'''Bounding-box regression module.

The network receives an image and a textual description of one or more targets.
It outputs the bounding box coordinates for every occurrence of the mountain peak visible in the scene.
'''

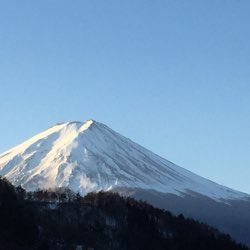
[78,119,95,132]
[64,119,95,130]
[0,120,249,201]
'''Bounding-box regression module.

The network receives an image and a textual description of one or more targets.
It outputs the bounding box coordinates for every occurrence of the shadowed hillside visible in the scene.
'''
[0,177,248,250]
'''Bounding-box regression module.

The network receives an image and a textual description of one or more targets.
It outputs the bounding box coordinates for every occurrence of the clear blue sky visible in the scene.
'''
[1,1,250,193]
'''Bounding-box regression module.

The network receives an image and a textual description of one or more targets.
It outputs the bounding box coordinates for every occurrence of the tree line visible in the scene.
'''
[0,176,249,250]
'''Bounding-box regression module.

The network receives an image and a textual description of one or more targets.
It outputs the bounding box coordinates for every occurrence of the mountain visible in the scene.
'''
[0,119,250,245]
[0,119,248,200]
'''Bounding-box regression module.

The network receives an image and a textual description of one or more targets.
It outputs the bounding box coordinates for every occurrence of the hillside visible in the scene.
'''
[0,177,248,250]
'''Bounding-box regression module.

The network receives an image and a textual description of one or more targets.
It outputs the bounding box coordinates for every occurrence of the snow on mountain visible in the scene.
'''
[0,119,248,201]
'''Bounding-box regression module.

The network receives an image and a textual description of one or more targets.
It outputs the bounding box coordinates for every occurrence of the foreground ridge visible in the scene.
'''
[0,177,248,250]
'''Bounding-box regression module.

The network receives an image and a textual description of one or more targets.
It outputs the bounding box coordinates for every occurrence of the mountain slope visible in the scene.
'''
[0,119,248,202]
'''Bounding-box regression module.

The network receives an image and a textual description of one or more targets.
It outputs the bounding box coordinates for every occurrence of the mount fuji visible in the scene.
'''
[0,119,250,245]
[0,119,247,201]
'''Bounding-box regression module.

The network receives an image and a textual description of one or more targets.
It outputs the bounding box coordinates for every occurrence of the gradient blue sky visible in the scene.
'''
[1,1,250,193]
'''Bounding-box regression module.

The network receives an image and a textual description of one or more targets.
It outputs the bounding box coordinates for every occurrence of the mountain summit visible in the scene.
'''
[0,119,248,201]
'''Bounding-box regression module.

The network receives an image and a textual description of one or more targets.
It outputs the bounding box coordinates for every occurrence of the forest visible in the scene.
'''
[0,176,249,250]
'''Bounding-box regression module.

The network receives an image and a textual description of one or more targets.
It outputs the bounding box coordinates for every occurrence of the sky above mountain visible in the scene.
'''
[0,1,250,193]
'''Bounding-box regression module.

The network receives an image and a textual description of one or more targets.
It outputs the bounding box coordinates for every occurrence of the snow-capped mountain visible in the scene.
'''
[1,119,250,245]
[0,119,248,201]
